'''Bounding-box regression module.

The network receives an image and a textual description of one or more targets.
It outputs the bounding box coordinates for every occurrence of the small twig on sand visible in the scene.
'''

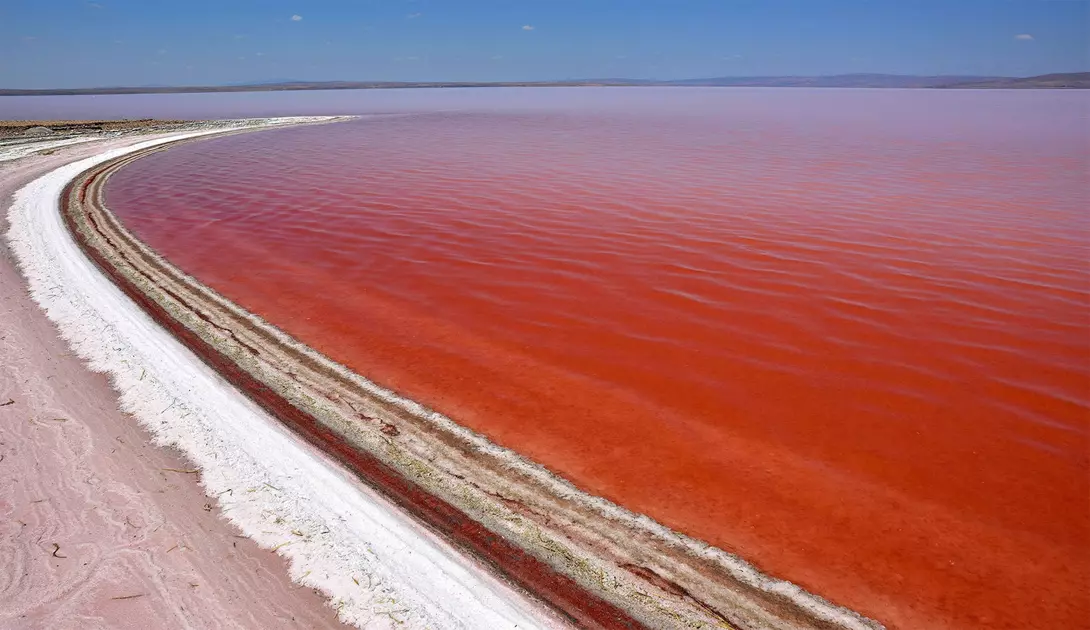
[379,609,410,624]
[0,399,14,407]
[51,543,66,558]
[110,594,144,601]
[161,468,199,474]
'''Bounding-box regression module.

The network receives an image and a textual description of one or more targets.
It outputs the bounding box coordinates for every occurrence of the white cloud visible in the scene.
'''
[407,12,422,19]
[291,14,303,22]
[522,24,534,31]
[1014,34,1034,41]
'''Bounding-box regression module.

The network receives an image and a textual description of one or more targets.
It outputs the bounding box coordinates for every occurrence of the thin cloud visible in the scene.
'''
[87,2,103,8]
[407,12,422,19]
[1014,34,1034,41]
[291,14,303,22]
[522,24,534,31]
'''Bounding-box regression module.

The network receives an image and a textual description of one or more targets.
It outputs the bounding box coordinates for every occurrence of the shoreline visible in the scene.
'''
[1,71,1087,95]
[5,119,880,629]
[0,128,345,629]
[5,118,565,630]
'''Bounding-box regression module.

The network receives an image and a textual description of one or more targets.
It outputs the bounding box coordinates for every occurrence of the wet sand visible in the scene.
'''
[0,138,343,628]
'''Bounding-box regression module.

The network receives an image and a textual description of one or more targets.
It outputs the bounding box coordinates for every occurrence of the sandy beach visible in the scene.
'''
[0,134,344,629]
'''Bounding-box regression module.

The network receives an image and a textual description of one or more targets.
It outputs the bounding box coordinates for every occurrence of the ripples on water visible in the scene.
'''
[105,89,1089,629]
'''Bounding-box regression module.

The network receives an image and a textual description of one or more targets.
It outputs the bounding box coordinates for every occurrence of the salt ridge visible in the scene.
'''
[5,120,563,630]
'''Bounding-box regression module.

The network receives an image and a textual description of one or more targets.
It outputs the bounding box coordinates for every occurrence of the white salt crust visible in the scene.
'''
[7,117,882,630]
[5,120,563,630]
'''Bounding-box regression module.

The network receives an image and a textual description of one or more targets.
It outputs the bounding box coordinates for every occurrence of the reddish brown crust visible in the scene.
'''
[63,167,647,629]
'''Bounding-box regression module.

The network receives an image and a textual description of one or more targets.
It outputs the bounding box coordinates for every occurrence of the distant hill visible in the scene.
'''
[663,74,1002,88]
[936,72,1090,89]
[0,73,1085,96]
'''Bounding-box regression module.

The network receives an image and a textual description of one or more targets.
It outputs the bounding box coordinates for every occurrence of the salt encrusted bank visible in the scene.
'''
[7,118,882,630]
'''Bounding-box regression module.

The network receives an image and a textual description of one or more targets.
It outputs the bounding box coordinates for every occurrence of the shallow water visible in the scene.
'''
[104,88,1089,629]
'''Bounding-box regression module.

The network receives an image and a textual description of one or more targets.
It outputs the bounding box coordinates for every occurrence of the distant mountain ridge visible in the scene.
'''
[663,74,1006,88]
[935,72,1090,89]
[1,72,1086,96]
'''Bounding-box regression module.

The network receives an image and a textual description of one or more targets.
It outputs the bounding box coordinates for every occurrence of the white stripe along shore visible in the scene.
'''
[8,118,883,630]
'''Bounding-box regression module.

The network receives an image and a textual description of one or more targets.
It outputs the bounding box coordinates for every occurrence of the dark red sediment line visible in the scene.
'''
[64,166,645,630]
[60,129,884,630]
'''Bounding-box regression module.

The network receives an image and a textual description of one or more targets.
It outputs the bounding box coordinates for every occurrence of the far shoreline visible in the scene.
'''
[1,71,1086,96]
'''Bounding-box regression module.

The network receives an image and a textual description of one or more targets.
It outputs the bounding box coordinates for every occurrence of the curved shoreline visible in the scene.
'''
[7,122,563,630]
[20,120,880,629]
[0,134,347,630]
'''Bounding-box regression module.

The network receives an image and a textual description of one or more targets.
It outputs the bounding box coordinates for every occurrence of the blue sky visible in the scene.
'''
[2,0,1087,88]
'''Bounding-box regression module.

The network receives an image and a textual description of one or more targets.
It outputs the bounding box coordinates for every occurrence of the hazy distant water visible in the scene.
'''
[103,88,1088,629]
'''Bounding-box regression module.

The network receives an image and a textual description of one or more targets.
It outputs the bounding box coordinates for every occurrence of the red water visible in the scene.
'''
[106,91,1090,629]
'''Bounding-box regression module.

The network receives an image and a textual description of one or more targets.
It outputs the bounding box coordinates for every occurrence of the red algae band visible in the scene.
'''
[104,90,1090,629]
